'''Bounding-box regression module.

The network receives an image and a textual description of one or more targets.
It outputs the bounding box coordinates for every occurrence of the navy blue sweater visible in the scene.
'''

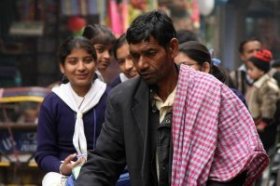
[35,89,108,173]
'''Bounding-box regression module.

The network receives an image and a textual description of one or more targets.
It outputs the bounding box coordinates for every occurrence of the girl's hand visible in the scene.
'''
[59,153,84,175]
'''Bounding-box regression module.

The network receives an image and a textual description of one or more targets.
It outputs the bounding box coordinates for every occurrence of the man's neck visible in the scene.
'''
[155,65,178,102]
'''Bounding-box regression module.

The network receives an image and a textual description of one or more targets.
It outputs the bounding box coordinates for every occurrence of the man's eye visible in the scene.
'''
[144,50,156,57]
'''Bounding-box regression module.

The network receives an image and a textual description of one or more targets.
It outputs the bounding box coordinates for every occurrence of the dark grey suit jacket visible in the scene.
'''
[76,77,155,186]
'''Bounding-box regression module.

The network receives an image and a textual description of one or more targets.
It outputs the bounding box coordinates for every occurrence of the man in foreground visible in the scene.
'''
[76,11,268,186]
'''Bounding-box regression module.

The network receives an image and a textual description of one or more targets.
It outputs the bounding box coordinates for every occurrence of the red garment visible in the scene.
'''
[171,65,268,186]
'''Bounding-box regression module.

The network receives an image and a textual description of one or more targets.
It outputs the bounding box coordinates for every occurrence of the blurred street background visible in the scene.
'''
[1,0,280,185]
[1,0,279,87]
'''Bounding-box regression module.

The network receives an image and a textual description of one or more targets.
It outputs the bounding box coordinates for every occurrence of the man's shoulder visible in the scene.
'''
[109,76,143,98]
[229,65,243,73]
[228,65,247,84]
[180,64,219,83]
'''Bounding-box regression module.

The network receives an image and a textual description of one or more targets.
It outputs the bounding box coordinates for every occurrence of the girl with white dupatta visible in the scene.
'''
[35,36,108,186]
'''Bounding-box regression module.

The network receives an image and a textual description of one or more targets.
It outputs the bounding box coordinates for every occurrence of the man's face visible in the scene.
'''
[129,36,176,85]
[116,43,138,78]
[240,40,262,63]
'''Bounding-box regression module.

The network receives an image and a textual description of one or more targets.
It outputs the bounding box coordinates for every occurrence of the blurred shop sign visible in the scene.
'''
[9,21,44,36]
[0,131,37,154]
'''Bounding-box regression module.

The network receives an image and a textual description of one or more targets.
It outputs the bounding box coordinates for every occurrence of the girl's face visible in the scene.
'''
[60,48,96,93]
[94,43,112,72]
[174,52,202,71]
[116,43,138,78]
[247,61,264,80]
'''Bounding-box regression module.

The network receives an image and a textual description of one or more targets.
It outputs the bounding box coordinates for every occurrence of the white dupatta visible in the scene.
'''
[52,79,106,159]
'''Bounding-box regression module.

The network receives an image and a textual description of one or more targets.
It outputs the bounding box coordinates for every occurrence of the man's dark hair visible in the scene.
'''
[238,37,261,54]
[126,10,176,48]
[112,33,127,60]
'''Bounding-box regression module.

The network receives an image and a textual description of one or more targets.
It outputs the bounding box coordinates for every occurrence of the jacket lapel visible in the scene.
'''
[131,78,155,184]
[131,78,150,139]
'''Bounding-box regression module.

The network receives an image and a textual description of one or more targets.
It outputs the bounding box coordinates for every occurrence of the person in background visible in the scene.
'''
[174,41,247,106]
[76,11,268,186]
[110,33,138,88]
[230,38,262,95]
[246,49,279,151]
[176,29,198,44]
[270,59,280,136]
[17,102,39,124]
[82,24,118,84]
[35,36,108,185]
[271,59,280,87]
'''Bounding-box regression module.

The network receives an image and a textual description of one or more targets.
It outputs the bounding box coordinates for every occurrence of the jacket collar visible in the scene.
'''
[254,74,270,88]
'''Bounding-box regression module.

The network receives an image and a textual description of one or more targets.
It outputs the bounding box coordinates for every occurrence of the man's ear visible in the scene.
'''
[169,38,179,58]
[201,62,211,73]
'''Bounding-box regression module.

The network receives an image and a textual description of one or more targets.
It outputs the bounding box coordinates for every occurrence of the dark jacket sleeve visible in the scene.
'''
[76,92,126,185]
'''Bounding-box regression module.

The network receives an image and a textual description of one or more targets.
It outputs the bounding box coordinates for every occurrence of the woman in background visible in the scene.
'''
[174,41,247,106]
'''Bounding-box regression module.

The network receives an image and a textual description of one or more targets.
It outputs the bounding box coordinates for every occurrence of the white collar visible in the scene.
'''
[120,73,129,82]
[95,70,105,82]
[253,74,270,88]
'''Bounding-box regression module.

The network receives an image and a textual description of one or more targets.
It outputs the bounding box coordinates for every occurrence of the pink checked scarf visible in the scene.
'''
[171,65,269,186]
